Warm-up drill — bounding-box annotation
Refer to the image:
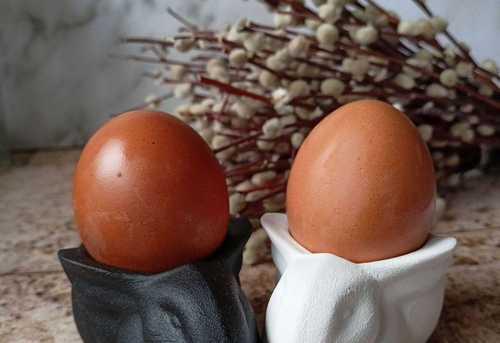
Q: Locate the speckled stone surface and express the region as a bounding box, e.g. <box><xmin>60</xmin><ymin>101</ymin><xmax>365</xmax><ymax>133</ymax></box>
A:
<box><xmin>0</xmin><ymin>150</ymin><xmax>499</xmax><ymax>342</ymax></box>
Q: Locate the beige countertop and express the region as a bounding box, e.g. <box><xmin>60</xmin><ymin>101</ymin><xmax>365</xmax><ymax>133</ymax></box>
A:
<box><xmin>1</xmin><ymin>150</ymin><xmax>499</xmax><ymax>342</ymax></box>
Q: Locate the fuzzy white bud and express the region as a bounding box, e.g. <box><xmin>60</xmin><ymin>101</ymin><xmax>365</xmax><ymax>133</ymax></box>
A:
<box><xmin>479</xmin><ymin>85</ymin><xmax>493</xmax><ymax>97</ymax></box>
<box><xmin>461</xmin><ymin>128</ymin><xmax>475</xmax><ymax>143</ymax></box>
<box><xmin>312</xmin><ymin>0</ymin><xmax>327</xmax><ymax>5</ymax></box>
<box><xmin>262</xmin><ymin>118</ymin><xmax>283</xmax><ymax>138</ymax></box>
<box><xmin>297</xmin><ymin>64</ymin><xmax>320</xmax><ymax>77</ymax></box>
<box><xmin>189</xmin><ymin>101</ymin><xmax>212</xmax><ymax>116</ymax></box>
<box><xmin>288</xmin><ymin>35</ymin><xmax>310</xmax><ymax>57</ymax></box>
<box><xmin>318</xmin><ymin>3</ymin><xmax>342</xmax><ymax>23</ymax></box>
<box><xmin>263</xmin><ymin>198</ymin><xmax>285</xmax><ymax>212</ymax></box>
<box><xmin>445</xmin><ymin>52</ymin><xmax>458</xmax><ymax>68</ymax></box>
<box><xmin>175</xmin><ymin>104</ymin><xmax>190</xmax><ymax>117</ymax></box>
<box><xmin>235</xmin><ymin>151</ymin><xmax>260</xmax><ymax>163</ymax></box>
<box><xmin>440</xmin><ymin>69</ymin><xmax>458</xmax><ymax>87</ymax></box>
<box><xmin>306</xmin><ymin>18</ymin><xmax>321</xmax><ymax>30</ymax></box>
<box><xmin>288</xmin><ymin>80</ymin><xmax>310</xmax><ymax>98</ymax></box>
<box><xmin>477</xmin><ymin>124</ymin><xmax>495</xmax><ymax>136</ymax></box>
<box><xmin>231</xmin><ymin>101</ymin><xmax>255</xmax><ymax>119</ymax></box>
<box><xmin>257</xmin><ymin>140</ymin><xmax>274</xmax><ymax>151</ymax></box>
<box><xmin>226</xmin><ymin>24</ymin><xmax>248</xmax><ymax>43</ymax></box>
<box><xmin>353</xmin><ymin>25</ymin><xmax>378</xmax><ymax>45</ymax></box>
<box><xmin>212</xmin><ymin>135</ymin><xmax>231</xmax><ymax>149</ymax></box>
<box><xmin>211</xmin><ymin>66</ymin><xmax>229</xmax><ymax>82</ymax></box>
<box><xmin>316</xmin><ymin>23</ymin><xmax>339</xmax><ymax>47</ymax></box>
<box><xmin>397</xmin><ymin>21</ymin><xmax>418</xmax><ymax>36</ymax></box>
<box><xmin>441</xmin><ymin>113</ymin><xmax>456</xmax><ymax>122</ymax></box>
<box><xmin>434</xmin><ymin>196</ymin><xmax>446</xmax><ymax>224</ymax></box>
<box><xmin>445</xmin><ymin>154</ymin><xmax>460</xmax><ymax>167</ymax></box>
<box><xmin>295</xmin><ymin>107</ymin><xmax>307</xmax><ymax>120</ymax></box>
<box><xmin>426</xmin><ymin>83</ymin><xmax>448</xmax><ymax>98</ymax></box>
<box><xmin>243</xmin><ymin>229</ymin><xmax>269</xmax><ymax>265</ymax></box>
<box><xmin>235</xmin><ymin>180</ymin><xmax>254</xmax><ymax>192</ymax></box>
<box><xmin>467</xmin><ymin>114</ymin><xmax>479</xmax><ymax>124</ymax></box>
<box><xmin>198</xmin><ymin>127</ymin><xmax>214</xmax><ymax>143</ymax></box>
<box><xmin>418</xmin><ymin>125</ymin><xmax>433</xmax><ymax>142</ymax></box>
<box><xmin>320</xmin><ymin>78</ymin><xmax>345</xmax><ymax>97</ymax></box>
<box><xmin>455</xmin><ymin>62</ymin><xmax>474</xmax><ymax>78</ymax></box>
<box><xmin>174</xmin><ymin>83</ymin><xmax>192</xmax><ymax>99</ymax></box>
<box><xmin>463</xmin><ymin>169</ymin><xmax>482</xmax><ymax>180</ymax></box>
<box><xmin>280</xmin><ymin>115</ymin><xmax>297</xmax><ymax>127</ymax></box>
<box><xmin>480</xmin><ymin>59</ymin><xmax>498</xmax><ymax>74</ymax></box>
<box><xmin>393</xmin><ymin>73</ymin><xmax>416</xmax><ymax>90</ymax></box>
<box><xmin>342</xmin><ymin>57</ymin><xmax>370</xmax><ymax>79</ymax></box>
<box><xmin>266</xmin><ymin>55</ymin><xmax>286</xmax><ymax>71</ymax></box>
<box><xmin>291</xmin><ymin>132</ymin><xmax>305</xmax><ymax>148</ymax></box>
<box><xmin>311</xmin><ymin>107</ymin><xmax>323</xmax><ymax>120</ymax></box>
<box><xmin>430</xmin><ymin>16</ymin><xmax>448</xmax><ymax>33</ymax></box>
<box><xmin>252</xmin><ymin>171</ymin><xmax>277</xmax><ymax>186</ymax></box>
<box><xmin>229</xmin><ymin>193</ymin><xmax>246</xmax><ymax>215</ymax></box>
<box><xmin>274</xmin><ymin>13</ymin><xmax>294</xmax><ymax>29</ymax></box>
<box><xmin>245</xmin><ymin>190</ymin><xmax>270</xmax><ymax>202</ymax></box>
<box><xmin>229</xmin><ymin>49</ymin><xmax>248</xmax><ymax>67</ymax></box>
<box><xmin>259</xmin><ymin>70</ymin><xmax>279</xmax><ymax>89</ymax></box>
<box><xmin>207</xmin><ymin>59</ymin><xmax>225</xmax><ymax>72</ymax></box>
<box><xmin>244</xmin><ymin>33</ymin><xmax>265</xmax><ymax>52</ymax></box>
<box><xmin>450</xmin><ymin>122</ymin><xmax>470</xmax><ymax>138</ymax></box>
<box><xmin>170</xmin><ymin>65</ymin><xmax>186</xmax><ymax>80</ymax></box>
<box><xmin>447</xmin><ymin>174</ymin><xmax>461</xmax><ymax>187</ymax></box>
<box><xmin>272</xmin><ymin>88</ymin><xmax>289</xmax><ymax>109</ymax></box>
<box><xmin>174</xmin><ymin>38</ymin><xmax>195</xmax><ymax>52</ymax></box>
<box><xmin>415</xmin><ymin>49</ymin><xmax>433</xmax><ymax>61</ymax></box>
<box><xmin>414</xmin><ymin>19</ymin><xmax>435</xmax><ymax>39</ymax></box>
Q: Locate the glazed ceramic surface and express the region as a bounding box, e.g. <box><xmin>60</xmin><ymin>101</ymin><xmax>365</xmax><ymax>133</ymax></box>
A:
<box><xmin>59</xmin><ymin>218</ymin><xmax>259</xmax><ymax>343</ymax></box>
<box><xmin>261</xmin><ymin>213</ymin><xmax>456</xmax><ymax>343</ymax></box>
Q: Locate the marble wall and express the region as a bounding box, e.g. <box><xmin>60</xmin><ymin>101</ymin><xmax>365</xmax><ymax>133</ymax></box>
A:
<box><xmin>0</xmin><ymin>0</ymin><xmax>498</xmax><ymax>149</ymax></box>
<box><xmin>0</xmin><ymin>0</ymin><xmax>270</xmax><ymax>149</ymax></box>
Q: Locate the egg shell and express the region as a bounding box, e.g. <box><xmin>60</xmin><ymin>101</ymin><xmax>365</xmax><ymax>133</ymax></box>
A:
<box><xmin>286</xmin><ymin>100</ymin><xmax>436</xmax><ymax>262</ymax></box>
<box><xmin>73</xmin><ymin>111</ymin><xmax>229</xmax><ymax>273</ymax></box>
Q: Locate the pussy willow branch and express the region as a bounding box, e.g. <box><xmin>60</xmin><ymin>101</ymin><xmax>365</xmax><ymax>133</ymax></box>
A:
<box><xmin>125</xmin><ymin>0</ymin><xmax>500</xmax><ymax>217</ymax></box>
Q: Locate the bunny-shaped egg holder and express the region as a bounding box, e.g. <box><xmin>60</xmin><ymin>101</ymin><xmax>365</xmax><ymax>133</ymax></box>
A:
<box><xmin>261</xmin><ymin>213</ymin><xmax>457</xmax><ymax>343</ymax></box>
<box><xmin>59</xmin><ymin>212</ymin><xmax>455</xmax><ymax>343</ymax></box>
<box><xmin>58</xmin><ymin>218</ymin><xmax>260</xmax><ymax>343</ymax></box>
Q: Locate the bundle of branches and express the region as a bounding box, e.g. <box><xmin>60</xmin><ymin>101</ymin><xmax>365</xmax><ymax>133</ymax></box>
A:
<box><xmin>124</xmin><ymin>0</ymin><xmax>500</xmax><ymax>219</ymax></box>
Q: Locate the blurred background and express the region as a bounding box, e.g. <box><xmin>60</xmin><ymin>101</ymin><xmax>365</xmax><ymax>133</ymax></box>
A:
<box><xmin>1</xmin><ymin>1</ymin><xmax>500</xmax><ymax>342</ymax></box>
<box><xmin>0</xmin><ymin>0</ymin><xmax>499</xmax><ymax>156</ymax></box>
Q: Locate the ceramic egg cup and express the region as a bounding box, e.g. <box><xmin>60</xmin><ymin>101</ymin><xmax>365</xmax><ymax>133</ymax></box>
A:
<box><xmin>59</xmin><ymin>218</ymin><xmax>260</xmax><ymax>343</ymax></box>
<box><xmin>261</xmin><ymin>213</ymin><xmax>457</xmax><ymax>343</ymax></box>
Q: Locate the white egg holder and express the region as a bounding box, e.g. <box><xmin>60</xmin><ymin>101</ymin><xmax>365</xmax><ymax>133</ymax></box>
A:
<box><xmin>261</xmin><ymin>213</ymin><xmax>457</xmax><ymax>343</ymax></box>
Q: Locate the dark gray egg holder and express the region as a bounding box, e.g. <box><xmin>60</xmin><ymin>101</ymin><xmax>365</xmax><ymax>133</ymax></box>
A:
<box><xmin>58</xmin><ymin>218</ymin><xmax>260</xmax><ymax>343</ymax></box>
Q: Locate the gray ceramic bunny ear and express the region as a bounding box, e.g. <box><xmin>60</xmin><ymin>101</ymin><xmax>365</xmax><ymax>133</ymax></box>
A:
<box><xmin>211</xmin><ymin>216</ymin><xmax>253</xmax><ymax>278</ymax></box>
<box><xmin>59</xmin><ymin>218</ymin><xmax>260</xmax><ymax>343</ymax></box>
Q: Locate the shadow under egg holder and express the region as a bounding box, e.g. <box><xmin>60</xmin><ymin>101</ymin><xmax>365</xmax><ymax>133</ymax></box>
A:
<box><xmin>58</xmin><ymin>218</ymin><xmax>260</xmax><ymax>343</ymax></box>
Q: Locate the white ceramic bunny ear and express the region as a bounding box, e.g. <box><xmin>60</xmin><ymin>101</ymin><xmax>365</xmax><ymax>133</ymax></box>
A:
<box><xmin>261</xmin><ymin>213</ymin><xmax>457</xmax><ymax>343</ymax></box>
<box><xmin>360</xmin><ymin>236</ymin><xmax>456</xmax><ymax>343</ymax></box>
<box><xmin>260</xmin><ymin>213</ymin><xmax>308</xmax><ymax>273</ymax></box>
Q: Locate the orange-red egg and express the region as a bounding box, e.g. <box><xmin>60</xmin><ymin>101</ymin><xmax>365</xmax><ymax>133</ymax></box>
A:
<box><xmin>286</xmin><ymin>100</ymin><xmax>436</xmax><ymax>262</ymax></box>
<box><xmin>73</xmin><ymin>111</ymin><xmax>229</xmax><ymax>273</ymax></box>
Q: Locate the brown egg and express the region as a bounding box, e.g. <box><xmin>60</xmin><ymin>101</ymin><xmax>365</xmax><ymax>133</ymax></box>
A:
<box><xmin>286</xmin><ymin>100</ymin><xmax>436</xmax><ymax>262</ymax></box>
<box><xmin>73</xmin><ymin>111</ymin><xmax>229</xmax><ymax>273</ymax></box>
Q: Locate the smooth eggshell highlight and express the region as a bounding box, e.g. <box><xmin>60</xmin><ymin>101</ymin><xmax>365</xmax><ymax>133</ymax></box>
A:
<box><xmin>73</xmin><ymin>111</ymin><xmax>229</xmax><ymax>273</ymax></box>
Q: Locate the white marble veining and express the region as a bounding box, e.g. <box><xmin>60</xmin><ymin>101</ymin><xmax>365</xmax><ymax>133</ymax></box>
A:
<box><xmin>0</xmin><ymin>0</ymin><xmax>498</xmax><ymax>149</ymax></box>
<box><xmin>0</xmin><ymin>0</ymin><xmax>270</xmax><ymax>149</ymax></box>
